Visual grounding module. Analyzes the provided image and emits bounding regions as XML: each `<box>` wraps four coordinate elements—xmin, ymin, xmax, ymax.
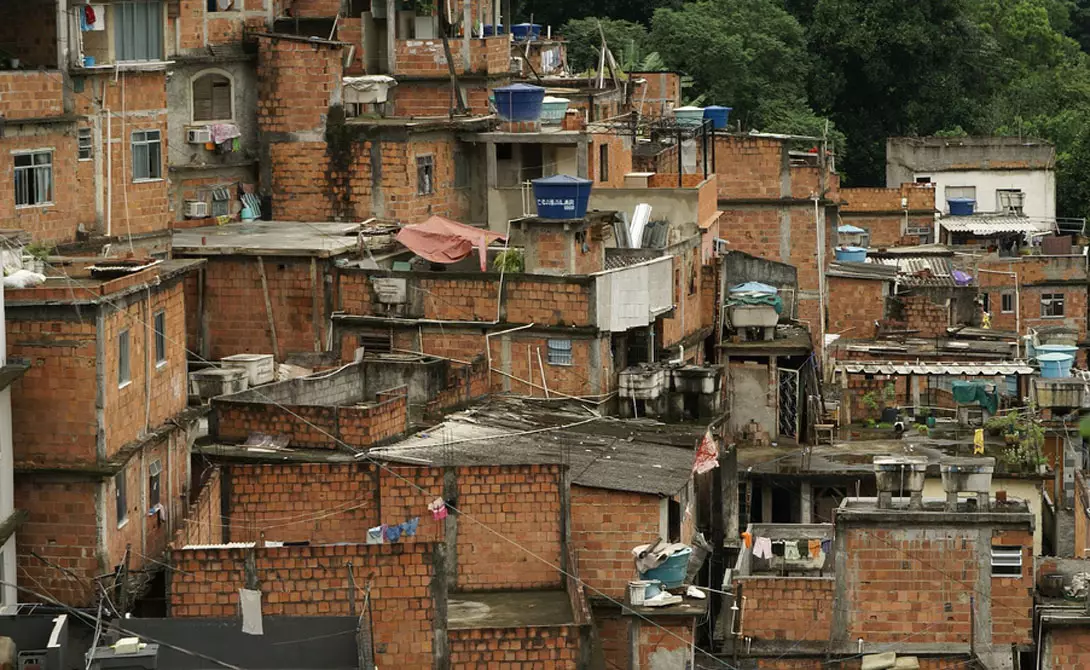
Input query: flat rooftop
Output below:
<box><xmin>4</xmin><ymin>259</ymin><xmax>202</xmax><ymax>305</ymax></box>
<box><xmin>448</xmin><ymin>590</ymin><xmax>573</xmax><ymax>629</ymax></box>
<box><xmin>370</xmin><ymin>397</ymin><xmax>701</xmax><ymax>496</ymax></box>
<box><xmin>173</xmin><ymin>221</ymin><xmax>362</xmax><ymax>257</ymax></box>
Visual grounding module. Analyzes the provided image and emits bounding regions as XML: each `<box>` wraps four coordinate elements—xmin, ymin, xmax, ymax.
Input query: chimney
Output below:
<box><xmin>872</xmin><ymin>456</ymin><xmax>928</xmax><ymax>510</ymax></box>
<box><xmin>939</xmin><ymin>457</ymin><xmax>996</xmax><ymax>512</ymax></box>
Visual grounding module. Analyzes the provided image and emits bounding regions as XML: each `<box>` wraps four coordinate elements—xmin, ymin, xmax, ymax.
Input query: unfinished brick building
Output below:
<box><xmin>6</xmin><ymin>259</ymin><xmax>203</xmax><ymax>606</ymax></box>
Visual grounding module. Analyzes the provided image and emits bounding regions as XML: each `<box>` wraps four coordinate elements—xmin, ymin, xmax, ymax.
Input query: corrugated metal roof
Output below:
<box><xmin>867</xmin><ymin>254</ymin><xmax>959</xmax><ymax>286</ymax></box>
<box><xmin>940</xmin><ymin>215</ymin><xmax>1056</xmax><ymax>235</ymax></box>
<box><xmin>836</xmin><ymin>361</ymin><xmax>1033</xmax><ymax>375</ymax></box>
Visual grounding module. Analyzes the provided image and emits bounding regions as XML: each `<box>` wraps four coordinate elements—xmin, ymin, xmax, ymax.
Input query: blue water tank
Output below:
<box><xmin>1039</xmin><ymin>353</ymin><xmax>1075</xmax><ymax>379</ymax></box>
<box><xmin>834</xmin><ymin>246</ymin><xmax>867</xmax><ymax>263</ymax></box>
<box><xmin>493</xmin><ymin>83</ymin><xmax>546</xmax><ymax>121</ymax></box>
<box><xmin>483</xmin><ymin>24</ymin><xmax>505</xmax><ymax>36</ymax></box>
<box><xmin>948</xmin><ymin>197</ymin><xmax>976</xmax><ymax>216</ymax></box>
<box><xmin>511</xmin><ymin>23</ymin><xmax>542</xmax><ymax>40</ymax></box>
<box><xmin>532</xmin><ymin>175</ymin><xmax>593</xmax><ymax>219</ymax></box>
<box><xmin>703</xmin><ymin>105</ymin><xmax>732</xmax><ymax>129</ymax></box>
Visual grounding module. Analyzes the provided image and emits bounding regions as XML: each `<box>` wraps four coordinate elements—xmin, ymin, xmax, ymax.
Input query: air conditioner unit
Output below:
<box><xmin>187</xmin><ymin>127</ymin><xmax>212</xmax><ymax>144</ymax></box>
<box><xmin>184</xmin><ymin>200</ymin><xmax>209</xmax><ymax>219</ymax></box>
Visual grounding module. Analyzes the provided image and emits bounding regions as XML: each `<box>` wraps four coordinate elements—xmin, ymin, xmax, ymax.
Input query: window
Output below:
<box><xmin>991</xmin><ymin>545</ymin><xmax>1022</xmax><ymax>576</ymax></box>
<box><xmin>78</xmin><ymin>128</ymin><xmax>93</xmax><ymax>161</ymax></box>
<box><xmin>946</xmin><ymin>185</ymin><xmax>976</xmax><ymax>203</ymax></box>
<box><xmin>115</xmin><ymin>472</ymin><xmax>128</xmax><ymax>527</ymax></box>
<box><xmin>598</xmin><ymin>143</ymin><xmax>609</xmax><ymax>182</ymax></box>
<box><xmin>981</xmin><ymin>292</ymin><xmax>990</xmax><ymax>314</ymax></box>
<box><xmin>546</xmin><ymin>339</ymin><xmax>573</xmax><ymax>366</ymax></box>
<box><xmin>416</xmin><ymin>155</ymin><xmax>434</xmax><ymax>195</ymax></box>
<box><xmin>131</xmin><ymin>130</ymin><xmax>162</xmax><ymax>181</ymax></box>
<box><xmin>915</xmin><ymin>176</ymin><xmax>931</xmax><ymax>184</ymax></box>
<box><xmin>148</xmin><ymin>460</ymin><xmax>162</xmax><ymax>508</ymax></box>
<box><xmin>192</xmin><ymin>72</ymin><xmax>233</xmax><ymax>122</ymax></box>
<box><xmin>210</xmin><ymin>187</ymin><xmax>231</xmax><ymax>217</ymax></box>
<box><xmin>1001</xmin><ymin>291</ymin><xmax>1014</xmax><ymax>314</ymax></box>
<box><xmin>207</xmin><ymin>0</ymin><xmax>240</xmax><ymax>10</ymax></box>
<box><xmin>154</xmin><ymin>310</ymin><xmax>166</xmax><ymax>366</ymax></box>
<box><xmin>118</xmin><ymin>328</ymin><xmax>131</xmax><ymax>387</ymax></box>
<box><xmin>13</xmin><ymin>151</ymin><xmax>53</xmax><ymax>207</ymax></box>
<box><xmin>997</xmin><ymin>189</ymin><xmax>1025</xmax><ymax>213</ymax></box>
<box><xmin>1041</xmin><ymin>293</ymin><xmax>1065</xmax><ymax>318</ymax></box>
<box><xmin>114</xmin><ymin>1</ymin><xmax>164</xmax><ymax>62</ymax></box>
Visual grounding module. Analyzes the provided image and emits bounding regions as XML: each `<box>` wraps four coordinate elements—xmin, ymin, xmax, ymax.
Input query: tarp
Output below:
<box><xmin>951</xmin><ymin>380</ymin><xmax>998</xmax><ymax>414</ymax></box>
<box><xmin>396</xmin><ymin>216</ymin><xmax>506</xmax><ymax>271</ymax></box>
<box><xmin>729</xmin><ymin>281</ymin><xmax>778</xmax><ymax>294</ymax></box>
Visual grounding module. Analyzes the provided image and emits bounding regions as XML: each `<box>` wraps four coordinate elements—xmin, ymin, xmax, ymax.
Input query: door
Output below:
<box><xmin>778</xmin><ymin>366</ymin><xmax>800</xmax><ymax>439</ymax></box>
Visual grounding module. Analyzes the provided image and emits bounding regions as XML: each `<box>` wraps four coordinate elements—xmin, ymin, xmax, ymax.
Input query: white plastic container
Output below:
<box><xmin>221</xmin><ymin>353</ymin><xmax>275</xmax><ymax>386</ymax></box>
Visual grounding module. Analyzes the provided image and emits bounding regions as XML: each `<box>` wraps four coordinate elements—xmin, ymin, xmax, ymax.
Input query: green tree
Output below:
<box><xmin>807</xmin><ymin>0</ymin><xmax>1005</xmax><ymax>184</ymax></box>
<box><xmin>560</xmin><ymin>17</ymin><xmax>648</xmax><ymax>73</ymax></box>
<box><xmin>649</xmin><ymin>0</ymin><xmax>815</xmax><ymax>129</ymax></box>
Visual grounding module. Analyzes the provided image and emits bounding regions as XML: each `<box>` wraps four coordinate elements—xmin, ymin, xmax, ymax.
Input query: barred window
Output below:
<box><xmin>13</xmin><ymin>151</ymin><xmax>53</xmax><ymax>207</ymax></box>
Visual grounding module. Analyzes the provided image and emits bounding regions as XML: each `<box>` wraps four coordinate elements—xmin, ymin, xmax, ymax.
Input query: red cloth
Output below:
<box><xmin>84</xmin><ymin>4</ymin><xmax>96</xmax><ymax>24</ymax></box>
<box><xmin>692</xmin><ymin>429</ymin><xmax>720</xmax><ymax>474</ymax></box>
<box><xmin>396</xmin><ymin>216</ymin><xmax>506</xmax><ymax>271</ymax></box>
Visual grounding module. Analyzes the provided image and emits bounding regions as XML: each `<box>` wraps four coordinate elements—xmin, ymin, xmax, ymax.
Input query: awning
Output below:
<box><xmin>836</xmin><ymin>361</ymin><xmax>1033</xmax><ymax>376</ymax></box>
<box><xmin>939</xmin><ymin>215</ymin><xmax>1056</xmax><ymax>236</ymax></box>
<box><xmin>396</xmin><ymin>216</ymin><xmax>506</xmax><ymax>271</ymax></box>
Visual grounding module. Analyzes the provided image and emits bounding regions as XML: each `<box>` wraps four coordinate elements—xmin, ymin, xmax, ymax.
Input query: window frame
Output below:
<box><xmin>190</xmin><ymin>70</ymin><xmax>235</xmax><ymax>123</ymax></box>
<box><xmin>981</xmin><ymin>292</ymin><xmax>990</xmax><ymax>314</ymax></box>
<box><xmin>1001</xmin><ymin>291</ymin><xmax>1014</xmax><ymax>314</ymax></box>
<box><xmin>114</xmin><ymin>0</ymin><xmax>165</xmax><ymax>63</ymax></box>
<box><xmin>1041</xmin><ymin>293</ymin><xmax>1065</xmax><ymax>318</ymax></box>
<box><xmin>118</xmin><ymin>328</ymin><xmax>132</xmax><ymax>388</ymax></box>
<box><xmin>78</xmin><ymin>128</ymin><xmax>93</xmax><ymax>161</ymax></box>
<box><xmin>13</xmin><ymin>149</ymin><xmax>54</xmax><ymax>208</ymax></box>
<box><xmin>598</xmin><ymin>142</ymin><xmax>609</xmax><ymax>182</ymax></box>
<box><xmin>154</xmin><ymin>310</ymin><xmax>167</xmax><ymax>367</ymax></box>
<box><xmin>546</xmin><ymin>338</ymin><xmax>573</xmax><ymax>366</ymax></box>
<box><xmin>990</xmin><ymin>545</ymin><xmax>1022</xmax><ymax>577</ymax></box>
<box><xmin>131</xmin><ymin>129</ymin><xmax>162</xmax><ymax>182</ymax></box>
<box><xmin>115</xmin><ymin>472</ymin><xmax>128</xmax><ymax>528</ymax></box>
<box><xmin>148</xmin><ymin>459</ymin><xmax>162</xmax><ymax>509</ymax></box>
<box><xmin>416</xmin><ymin>155</ymin><xmax>435</xmax><ymax>195</ymax></box>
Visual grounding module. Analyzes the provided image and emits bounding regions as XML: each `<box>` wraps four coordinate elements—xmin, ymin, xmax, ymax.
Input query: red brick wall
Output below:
<box><xmin>840</xmin><ymin>213</ymin><xmax>933</xmax><ymax>248</ymax></box>
<box><xmin>8</xmin><ymin>316</ymin><xmax>99</xmax><ymax>467</ymax></box>
<box><xmin>662</xmin><ymin>245</ymin><xmax>705</xmax><ymax>349</ymax></box>
<box><xmin>505</xmin><ymin>333</ymin><xmax>613</xmax><ymax>397</ymax></box>
<box><xmin>0</xmin><ymin>71</ymin><xmax>64</xmax><ymax>120</ymax></box>
<box><xmin>708</xmin><ymin>136</ymin><xmax>783</xmax><ymax>200</ymax></box>
<box><xmin>15</xmin><ymin>478</ymin><xmax>100</xmax><ymax>606</ymax></box>
<box><xmin>379</xmin><ymin>466</ymin><xmax>445</xmax><ymax>543</ymax></box>
<box><xmin>455</xmin><ymin>465</ymin><xmax>564</xmax><ymax>591</ymax></box>
<box><xmin>588</xmin><ymin>133</ymin><xmax>633</xmax><ymax>189</ymax></box>
<box><xmin>185</xmin><ymin>256</ymin><xmax>332</xmax><ymax>360</ymax></box>
<box><xmin>225</xmin><ymin>463</ymin><xmax>376</xmax><ymax>543</ymax></box>
<box><xmin>391</xmin><ymin>82</ymin><xmax>492</xmax><ymax>117</ymax></box>
<box><xmin>735</xmin><ymin>576</ymin><xmax>833</xmax><ymax>642</ymax></box>
<box><xmin>637</xmin><ymin>619</ymin><xmax>693</xmax><ymax>668</ymax></box>
<box><xmin>630</xmin><ymin>72</ymin><xmax>681</xmax><ymax>119</ymax></box>
<box><xmin>991</xmin><ymin>528</ymin><xmax>1034</xmax><ymax>645</ymax></box>
<box><xmin>570</xmin><ymin>486</ymin><xmax>661</xmax><ymax>599</ymax></box>
<box><xmin>976</xmin><ymin>258</ymin><xmax>1087</xmax><ymax>342</ymax></box>
<box><xmin>170</xmin><ymin>543</ymin><xmax>437</xmax><ymax>668</ymax></box>
<box><xmin>900</xmin><ymin>294</ymin><xmax>949</xmax><ymax>338</ymax></box>
<box><xmin>0</xmin><ymin>1</ymin><xmax>57</xmax><ymax>68</ymax></box>
<box><xmin>287</xmin><ymin>0</ymin><xmax>341</xmax><ymax>16</ymax></box>
<box><xmin>0</xmin><ymin>126</ymin><xmax>86</xmax><ymax>244</ymax></box>
<box><xmin>258</xmin><ymin>36</ymin><xmax>342</xmax><ymax>134</ymax></box>
<box><xmin>841</xmin><ymin>184</ymin><xmax>935</xmax><ymax>213</ymax></box>
<box><xmin>827</xmin><ymin>276</ymin><xmax>884</xmax><ymax>338</ymax></box>
<box><xmin>394</xmin><ymin>36</ymin><xmax>509</xmax><ymax>76</ymax></box>
<box><xmin>1046</xmin><ymin>627</ymin><xmax>1090</xmax><ymax>669</ymax></box>
<box><xmin>448</xmin><ymin>626</ymin><xmax>580</xmax><ymax>667</ymax></box>
<box><xmin>173</xmin><ymin>468</ymin><xmax>224</xmax><ymax>548</ymax></box>
<box><xmin>1078</xmin><ymin>472</ymin><xmax>1090</xmax><ymax>559</ymax></box>
<box><xmin>213</xmin><ymin>391</ymin><xmax>408</xmax><ymax>449</ymax></box>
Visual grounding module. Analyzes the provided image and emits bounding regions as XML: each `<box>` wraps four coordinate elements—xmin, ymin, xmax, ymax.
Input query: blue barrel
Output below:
<box><xmin>532</xmin><ymin>175</ymin><xmax>593</xmax><ymax>219</ymax></box>
<box><xmin>703</xmin><ymin>105</ymin><xmax>732</xmax><ymax>129</ymax></box>
<box><xmin>493</xmin><ymin>83</ymin><xmax>545</xmax><ymax>121</ymax></box>
<box><xmin>511</xmin><ymin>23</ymin><xmax>541</xmax><ymax>40</ymax></box>
<box><xmin>1039</xmin><ymin>353</ymin><xmax>1074</xmax><ymax>379</ymax></box>
<box><xmin>948</xmin><ymin>197</ymin><xmax>976</xmax><ymax>216</ymax></box>
<box><xmin>1037</xmin><ymin>344</ymin><xmax>1078</xmax><ymax>359</ymax></box>
<box><xmin>834</xmin><ymin>246</ymin><xmax>867</xmax><ymax>263</ymax></box>
<box><xmin>639</xmin><ymin>547</ymin><xmax>692</xmax><ymax>589</ymax></box>
<box><xmin>483</xmin><ymin>24</ymin><xmax>504</xmax><ymax>36</ymax></box>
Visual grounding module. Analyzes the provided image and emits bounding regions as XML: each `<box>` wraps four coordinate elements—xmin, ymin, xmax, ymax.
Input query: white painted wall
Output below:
<box><xmin>922</xmin><ymin>476</ymin><xmax>1042</xmax><ymax>555</ymax></box>
<box><xmin>0</xmin><ymin>280</ymin><xmax>15</xmax><ymax>605</ymax></box>
<box><xmin>918</xmin><ymin>169</ymin><xmax>1056</xmax><ymax>219</ymax></box>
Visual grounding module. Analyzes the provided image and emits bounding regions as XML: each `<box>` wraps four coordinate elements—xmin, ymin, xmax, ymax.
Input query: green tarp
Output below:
<box><xmin>725</xmin><ymin>294</ymin><xmax>784</xmax><ymax>314</ymax></box>
<box><xmin>951</xmin><ymin>380</ymin><xmax>998</xmax><ymax>414</ymax></box>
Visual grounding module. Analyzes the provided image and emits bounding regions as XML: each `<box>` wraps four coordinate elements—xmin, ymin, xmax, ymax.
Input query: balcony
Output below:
<box><xmin>593</xmin><ymin>256</ymin><xmax>673</xmax><ymax>332</ymax></box>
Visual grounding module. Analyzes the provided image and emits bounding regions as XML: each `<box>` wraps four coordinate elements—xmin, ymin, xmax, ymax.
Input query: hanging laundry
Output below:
<box><xmin>784</xmin><ymin>540</ymin><xmax>801</xmax><ymax>561</ymax></box>
<box><xmin>209</xmin><ymin>123</ymin><xmax>241</xmax><ymax>145</ymax></box>
<box><xmin>232</xmin><ymin>137</ymin><xmax>241</xmax><ymax>152</ymax></box>
<box><xmin>429</xmin><ymin>497</ymin><xmax>448</xmax><ymax>521</ymax></box>
<box><xmin>80</xmin><ymin>7</ymin><xmax>91</xmax><ymax>31</ymax></box>
<box><xmin>400</xmin><ymin>517</ymin><xmax>420</xmax><ymax>537</ymax></box>
<box><xmin>84</xmin><ymin>5</ymin><xmax>105</xmax><ymax>32</ymax></box>
<box><xmin>384</xmin><ymin>524</ymin><xmax>403</xmax><ymax>543</ymax></box>
<box><xmin>771</xmin><ymin>541</ymin><xmax>784</xmax><ymax>557</ymax></box>
<box><xmin>821</xmin><ymin>539</ymin><xmax>832</xmax><ymax>555</ymax></box>
<box><xmin>692</xmin><ymin>429</ymin><xmax>720</xmax><ymax>474</ymax></box>
<box><xmin>808</xmin><ymin>539</ymin><xmax>822</xmax><ymax>558</ymax></box>
<box><xmin>239</xmin><ymin>588</ymin><xmax>264</xmax><ymax>635</ymax></box>
<box><xmin>366</xmin><ymin>525</ymin><xmax>384</xmax><ymax>545</ymax></box>
<box><xmin>740</xmin><ymin>531</ymin><xmax>752</xmax><ymax>549</ymax></box>
<box><xmin>752</xmin><ymin>536</ymin><xmax>772</xmax><ymax>559</ymax></box>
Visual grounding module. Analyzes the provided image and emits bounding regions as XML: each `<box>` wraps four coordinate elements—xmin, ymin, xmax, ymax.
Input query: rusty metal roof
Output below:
<box><xmin>866</xmin><ymin>254</ymin><xmax>960</xmax><ymax>286</ymax></box>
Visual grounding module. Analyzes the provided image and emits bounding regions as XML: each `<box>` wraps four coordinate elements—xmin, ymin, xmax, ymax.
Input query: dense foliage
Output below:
<box><xmin>538</xmin><ymin>0</ymin><xmax>1090</xmax><ymax>219</ymax></box>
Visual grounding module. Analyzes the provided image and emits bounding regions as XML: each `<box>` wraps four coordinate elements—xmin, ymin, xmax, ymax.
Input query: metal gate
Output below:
<box><xmin>778</xmin><ymin>367</ymin><xmax>800</xmax><ymax>439</ymax></box>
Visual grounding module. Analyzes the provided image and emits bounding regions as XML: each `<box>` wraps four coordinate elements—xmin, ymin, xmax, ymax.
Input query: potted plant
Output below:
<box><xmin>492</xmin><ymin>249</ymin><xmax>524</xmax><ymax>273</ymax></box>
<box><xmin>414</xmin><ymin>0</ymin><xmax>436</xmax><ymax>38</ymax></box>
<box><xmin>24</xmin><ymin>241</ymin><xmax>53</xmax><ymax>274</ymax></box>
<box><xmin>986</xmin><ymin>410</ymin><xmax>1045</xmax><ymax>474</ymax></box>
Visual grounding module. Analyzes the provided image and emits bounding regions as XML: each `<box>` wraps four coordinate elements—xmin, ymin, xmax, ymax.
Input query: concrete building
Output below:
<box><xmin>886</xmin><ymin>136</ymin><xmax>1057</xmax><ymax>220</ymax></box>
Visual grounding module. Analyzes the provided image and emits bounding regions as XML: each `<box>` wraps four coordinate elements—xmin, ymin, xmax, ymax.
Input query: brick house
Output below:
<box><xmin>840</xmin><ymin>183</ymin><xmax>938</xmax><ymax>247</ymax></box>
<box><xmin>6</xmin><ymin>259</ymin><xmax>203</xmax><ymax>607</ymax></box>
<box><xmin>727</xmin><ymin>461</ymin><xmax>1034</xmax><ymax>668</ymax></box>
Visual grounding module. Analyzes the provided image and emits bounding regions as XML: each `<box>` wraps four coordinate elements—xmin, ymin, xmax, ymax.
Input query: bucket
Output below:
<box><xmin>532</xmin><ymin>174</ymin><xmax>592</xmax><ymax>219</ymax></box>
<box><xmin>674</xmin><ymin>106</ymin><xmax>704</xmax><ymax>127</ymax></box>
<box><xmin>628</xmin><ymin>580</ymin><xmax>654</xmax><ymax>605</ymax></box>
<box><xmin>948</xmin><ymin>197</ymin><xmax>976</xmax><ymax>216</ymax></box>
<box><xmin>1036</xmin><ymin>344</ymin><xmax>1078</xmax><ymax>358</ymax></box>
<box><xmin>1039</xmin><ymin>353</ymin><xmax>1075</xmax><ymax>379</ymax></box>
<box><xmin>639</xmin><ymin>547</ymin><xmax>693</xmax><ymax>589</ymax></box>
<box><xmin>83</xmin><ymin>55</ymin><xmax>96</xmax><ymax>67</ymax></box>
<box><xmin>834</xmin><ymin>246</ymin><xmax>867</xmax><ymax>263</ymax></box>
<box><xmin>703</xmin><ymin>105</ymin><xmax>732</xmax><ymax>129</ymax></box>
<box><xmin>493</xmin><ymin>83</ymin><xmax>545</xmax><ymax>121</ymax></box>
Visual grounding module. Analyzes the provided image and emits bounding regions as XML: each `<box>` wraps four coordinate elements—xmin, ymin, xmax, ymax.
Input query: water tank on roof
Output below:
<box><xmin>948</xmin><ymin>197</ymin><xmax>976</xmax><ymax>216</ymax></box>
<box><xmin>673</xmin><ymin>106</ymin><xmax>704</xmax><ymax>127</ymax></box>
<box><xmin>703</xmin><ymin>106</ymin><xmax>732</xmax><ymax>129</ymax></box>
<box><xmin>834</xmin><ymin>246</ymin><xmax>867</xmax><ymax>263</ymax></box>
<box><xmin>532</xmin><ymin>175</ymin><xmax>593</xmax><ymax>219</ymax></box>
<box><xmin>511</xmin><ymin>23</ymin><xmax>542</xmax><ymax>40</ymax></box>
<box><xmin>493</xmin><ymin>83</ymin><xmax>546</xmax><ymax>121</ymax></box>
